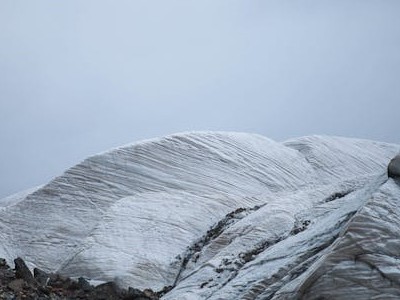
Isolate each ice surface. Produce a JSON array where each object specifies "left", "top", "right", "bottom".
[{"left": 0, "top": 132, "right": 399, "bottom": 299}]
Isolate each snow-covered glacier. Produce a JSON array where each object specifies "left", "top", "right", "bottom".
[{"left": 0, "top": 132, "right": 399, "bottom": 299}]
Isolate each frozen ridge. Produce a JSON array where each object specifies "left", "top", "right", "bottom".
[{"left": 0, "top": 132, "right": 399, "bottom": 299}]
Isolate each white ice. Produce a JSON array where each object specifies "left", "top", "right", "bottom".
[{"left": 0, "top": 132, "right": 399, "bottom": 299}]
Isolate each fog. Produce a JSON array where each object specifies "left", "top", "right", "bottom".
[{"left": 1, "top": 0, "right": 400, "bottom": 198}]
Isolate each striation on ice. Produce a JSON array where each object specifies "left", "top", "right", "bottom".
[{"left": 0, "top": 132, "right": 399, "bottom": 299}]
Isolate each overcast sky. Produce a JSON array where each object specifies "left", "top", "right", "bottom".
[{"left": 1, "top": 0, "right": 400, "bottom": 198}]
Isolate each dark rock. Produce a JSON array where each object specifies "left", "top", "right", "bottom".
[
  {"left": 143, "top": 289, "right": 158, "bottom": 300},
  {"left": 388, "top": 154, "right": 400, "bottom": 179},
  {"left": 0, "top": 260, "right": 14, "bottom": 284},
  {"left": 324, "top": 191, "right": 352, "bottom": 203},
  {"left": 8, "top": 279, "right": 25, "bottom": 292},
  {"left": 92, "top": 281, "right": 122, "bottom": 300},
  {"left": 156, "top": 285, "right": 173, "bottom": 298},
  {"left": 33, "top": 267, "right": 49, "bottom": 286},
  {"left": 1, "top": 257, "right": 160, "bottom": 300},
  {"left": 123, "top": 287, "right": 159, "bottom": 300},
  {"left": 124, "top": 287, "right": 150, "bottom": 300},
  {"left": 47, "top": 273, "right": 70, "bottom": 288},
  {"left": 78, "top": 277, "right": 93, "bottom": 292},
  {"left": 14, "top": 257, "right": 35, "bottom": 284},
  {"left": 0, "top": 258, "right": 7, "bottom": 268},
  {"left": 37, "top": 284, "right": 50, "bottom": 295},
  {"left": 2, "top": 269, "right": 15, "bottom": 281}
]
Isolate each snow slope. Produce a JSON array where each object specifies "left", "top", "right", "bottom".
[{"left": 0, "top": 132, "right": 399, "bottom": 299}]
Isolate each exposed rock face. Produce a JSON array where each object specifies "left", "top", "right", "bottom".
[
  {"left": 34, "top": 267, "right": 50, "bottom": 286},
  {"left": 388, "top": 154, "right": 400, "bottom": 179},
  {"left": 0, "top": 132, "right": 400, "bottom": 299}
]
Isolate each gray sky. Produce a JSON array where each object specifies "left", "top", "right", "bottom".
[{"left": 1, "top": 0, "right": 400, "bottom": 198}]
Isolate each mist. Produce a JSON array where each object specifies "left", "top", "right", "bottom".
[{"left": 1, "top": 0, "right": 400, "bottom": 198}]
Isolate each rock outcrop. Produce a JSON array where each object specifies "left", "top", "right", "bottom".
[
  {"left": 388, "top": 154, "right": 400, "bottom": 179},
  {"left": 0, "top": 258, "right": 159, "bottom": 300}
]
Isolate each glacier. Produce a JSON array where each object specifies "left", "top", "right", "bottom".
[{"left": 0, "top": 132, "right": 399, "bottom": 299}]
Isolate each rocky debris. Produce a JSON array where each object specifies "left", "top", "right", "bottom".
[
  {"left": 8, "top": 279, "right": 25, "bottom": 293},
  {"left": 0, "top": 258, "right": 160, "bottom": 300},
  {"left": 388, "top": 154, "right": 400, "bottom": 179},
  {"left": 155, "top": 285, "right": 173, "bottom": 298},
  {"left": 291, "top": 219, "right": 311, "bottom": 235},
  {"left": 174, "top": 205, "right": 262, "bottom": 284},
  {"left": 324, "top": 190, "right": 353, "bottom": 203}
]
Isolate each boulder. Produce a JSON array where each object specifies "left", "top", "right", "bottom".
[
  {"left": 91, "top": 281, "right": 122, "bottom": 300},
  {"left": 124, "top": 287, "right": 157, "bottom": 300},
  {"left": 0, "top": 258, "right": 6, "bottom": 268},
  {"left": 33, "top": 268, "right": 49, "bottom": 286},
  {"left": 77, "top": 277, "right": 93, "bottom": 292},
  {"left": 14, "top": 257, "right": 35, "bottom": 284},
  {"left": 388, "top": 154, "right": 400, "bottom": 179}
]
